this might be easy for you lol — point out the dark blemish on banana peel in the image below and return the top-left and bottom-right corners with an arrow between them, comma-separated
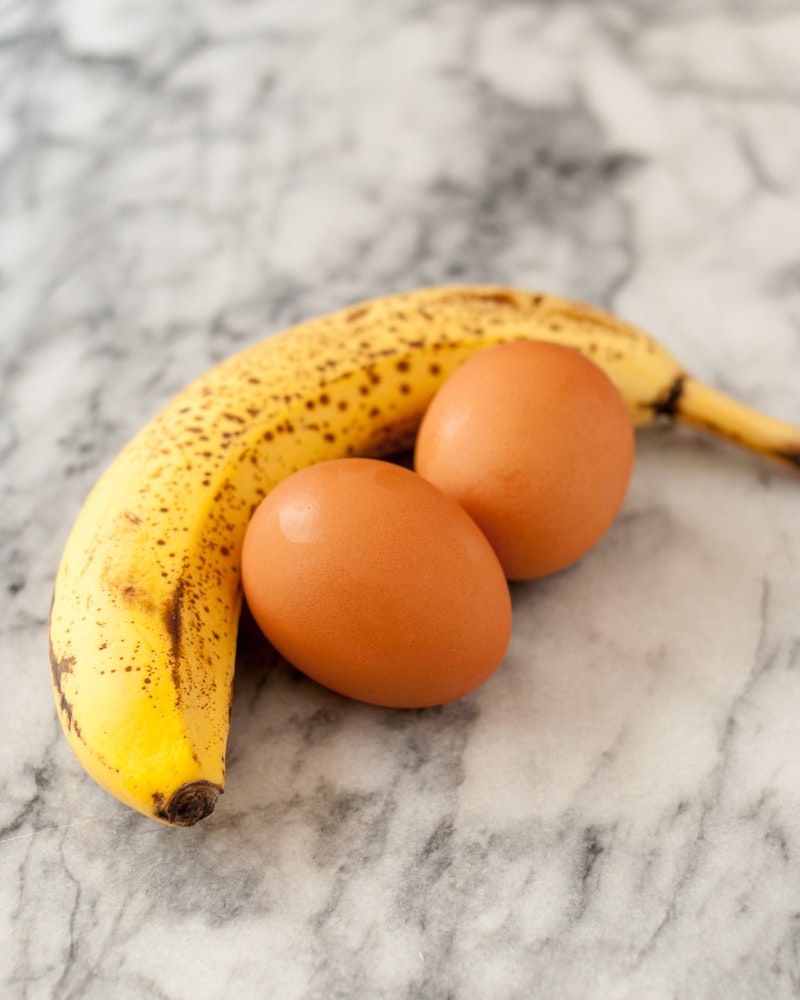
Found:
771,447 -> 800,472
165,580 -> 185,696
49,635 -> 81,738
346,306 -> 371,324
650,374 -> 686,420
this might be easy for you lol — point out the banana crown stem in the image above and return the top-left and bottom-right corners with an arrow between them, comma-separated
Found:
676,377 -> 800,471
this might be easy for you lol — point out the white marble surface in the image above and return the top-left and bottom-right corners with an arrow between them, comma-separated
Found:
3,1 -> 800,997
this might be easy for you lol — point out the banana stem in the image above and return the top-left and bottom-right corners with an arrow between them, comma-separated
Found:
674,376 -> 800,473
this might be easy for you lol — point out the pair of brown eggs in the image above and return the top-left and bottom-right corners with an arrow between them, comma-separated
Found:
242,341 -> 635,709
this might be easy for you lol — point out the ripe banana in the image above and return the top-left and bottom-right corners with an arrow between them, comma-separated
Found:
49,285 -> 800,825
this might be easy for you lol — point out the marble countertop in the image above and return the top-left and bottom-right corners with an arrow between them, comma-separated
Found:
3,2 -> 800,997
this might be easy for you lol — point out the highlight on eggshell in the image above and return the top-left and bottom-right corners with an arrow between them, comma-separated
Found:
414,339 -> 636,581
241,457 -> 513,709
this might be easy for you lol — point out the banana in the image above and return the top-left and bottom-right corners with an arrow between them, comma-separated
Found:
49,285 -> 800,825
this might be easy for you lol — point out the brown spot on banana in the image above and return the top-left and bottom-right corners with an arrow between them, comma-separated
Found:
444,288 -> 527,310
165,580 -> 185,700
48,634 -> 81,739
346,305 -> 372,323
648,374 -> 688,420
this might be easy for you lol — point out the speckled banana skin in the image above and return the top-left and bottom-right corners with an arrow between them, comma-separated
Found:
48,285 -> 800,825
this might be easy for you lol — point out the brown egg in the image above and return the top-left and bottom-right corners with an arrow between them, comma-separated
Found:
414,341 -> 635,580
241,458 -> 512,708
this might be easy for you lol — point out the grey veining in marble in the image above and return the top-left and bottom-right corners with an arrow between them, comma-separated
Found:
3,1 -> 800,998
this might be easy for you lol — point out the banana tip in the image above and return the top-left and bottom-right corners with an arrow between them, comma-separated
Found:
156,780 -> 223,826
774,446 -> 800,473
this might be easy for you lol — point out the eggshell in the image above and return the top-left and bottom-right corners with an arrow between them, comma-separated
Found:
414,340 -> 635,580
241,457 -> 512,708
